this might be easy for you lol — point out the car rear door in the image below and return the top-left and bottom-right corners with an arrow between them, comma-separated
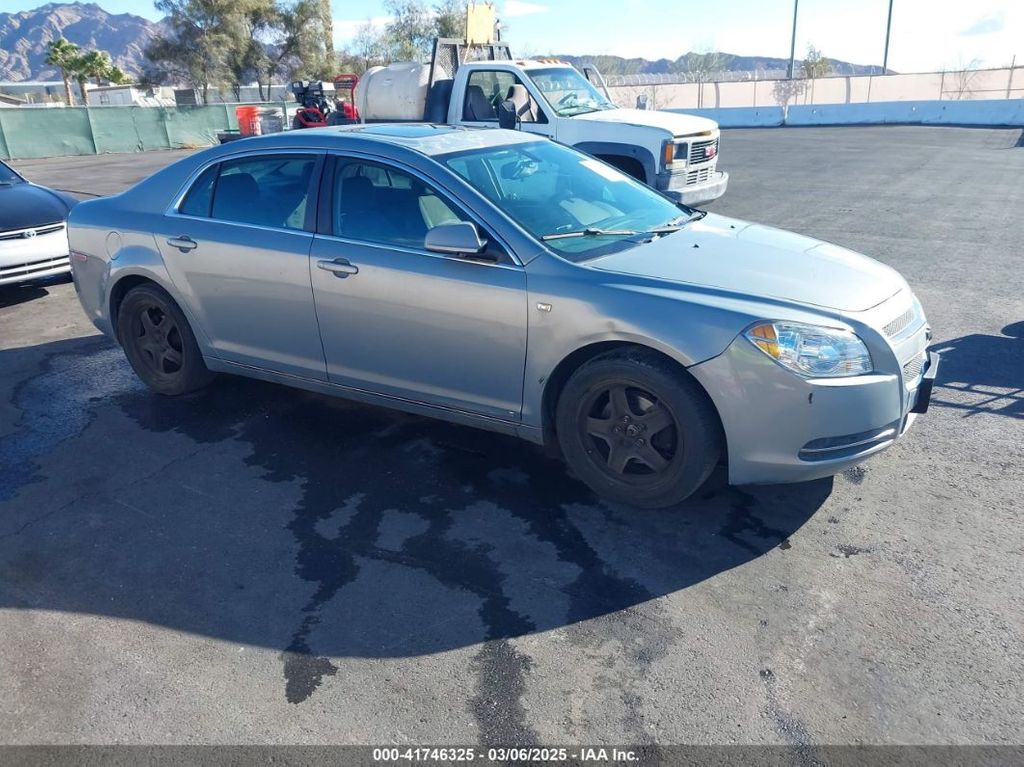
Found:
308,155 -> 528,421
155,150 -> 328,380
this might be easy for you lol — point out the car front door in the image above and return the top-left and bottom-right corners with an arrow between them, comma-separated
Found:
155,151 -> 328,380
308,156 -> 528,421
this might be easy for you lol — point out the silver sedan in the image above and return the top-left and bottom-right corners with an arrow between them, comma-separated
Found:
68,125 -> 937,508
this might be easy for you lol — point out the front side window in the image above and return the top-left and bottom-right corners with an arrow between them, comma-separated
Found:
441,140 -> 686,261
527,67 -> 615,117
333,160 -> 467,249
179,154 -> 318,231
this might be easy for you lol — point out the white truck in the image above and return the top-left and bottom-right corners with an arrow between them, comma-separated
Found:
355,41 -> 728,206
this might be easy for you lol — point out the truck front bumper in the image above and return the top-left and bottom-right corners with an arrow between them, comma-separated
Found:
660,170 -> 729,207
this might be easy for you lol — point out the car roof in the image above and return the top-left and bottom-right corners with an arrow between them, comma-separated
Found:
220,124 -> 544,158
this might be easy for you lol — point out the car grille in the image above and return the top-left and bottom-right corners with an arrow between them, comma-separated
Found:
902,352 -> 926,383
686,167 -> 715,186
689,138 -> 719,164
883,307 -> 915,337
0,222 -> 65,242
0,255 -> 71,281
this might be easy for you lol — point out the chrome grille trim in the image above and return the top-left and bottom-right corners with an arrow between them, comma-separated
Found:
689,138 -> 719,165
0,222 -> 65,242
0,255 -> 71,279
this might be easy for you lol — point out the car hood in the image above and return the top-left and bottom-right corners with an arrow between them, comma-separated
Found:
570,108 -> 719,137
589,213 -> 905,312
0,183 -> 71,232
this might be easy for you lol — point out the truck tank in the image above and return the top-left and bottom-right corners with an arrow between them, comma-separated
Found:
356,62 -> 432,122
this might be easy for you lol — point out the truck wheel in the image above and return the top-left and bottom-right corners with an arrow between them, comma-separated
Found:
117,283 -> 214,396
598,156 -> 646,183
555,349 -> 721,509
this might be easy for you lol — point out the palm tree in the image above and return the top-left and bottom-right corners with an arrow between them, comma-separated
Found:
67,53 -> 92,105
45,38 -> 80,106
81,49 -> 113,85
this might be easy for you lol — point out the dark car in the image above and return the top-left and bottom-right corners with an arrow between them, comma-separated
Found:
0,159 -> 77,286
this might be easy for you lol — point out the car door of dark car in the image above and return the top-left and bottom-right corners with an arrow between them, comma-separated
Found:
155,151 -> 328,380
308,155 -> 528,421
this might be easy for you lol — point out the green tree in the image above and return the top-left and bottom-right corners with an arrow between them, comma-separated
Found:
802,45 -> 832,79
145,0 -> 237,103
107,66 -> 130,85
45,38 -> 80,106
434,0 -> 466,39
67,54 -> 92,105
383,0 -> 435,61
81,50 -> 113,85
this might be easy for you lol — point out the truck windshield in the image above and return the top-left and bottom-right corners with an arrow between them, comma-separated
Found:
440,140 -> 691,261
527,67 -> 615,117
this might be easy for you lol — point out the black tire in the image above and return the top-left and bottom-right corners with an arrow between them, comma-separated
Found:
555,348 -> 721,509
116,283 -> 213,396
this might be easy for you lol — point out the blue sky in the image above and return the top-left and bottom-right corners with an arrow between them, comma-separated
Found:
3,0 -> 1021,72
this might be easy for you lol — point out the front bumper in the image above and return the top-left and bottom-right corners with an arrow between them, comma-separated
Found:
0,225 -> 71,286
660,170 -> 729,206
689,338 -> 939,486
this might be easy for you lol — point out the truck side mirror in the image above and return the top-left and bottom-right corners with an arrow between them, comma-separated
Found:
498,100 -> 518,130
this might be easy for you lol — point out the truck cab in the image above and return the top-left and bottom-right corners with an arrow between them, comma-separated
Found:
445,60 -> 728,206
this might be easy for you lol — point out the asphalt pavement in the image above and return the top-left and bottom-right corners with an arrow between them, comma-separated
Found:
1,126 -> 1022,745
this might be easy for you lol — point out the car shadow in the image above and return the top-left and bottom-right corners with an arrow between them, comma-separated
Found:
929,321 -> 1023,420
0,284 -> 49,309
0,336 -> 833,705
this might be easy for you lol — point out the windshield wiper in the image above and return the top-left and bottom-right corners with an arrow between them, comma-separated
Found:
541,227 -> 639,241
642,211 -> 707,236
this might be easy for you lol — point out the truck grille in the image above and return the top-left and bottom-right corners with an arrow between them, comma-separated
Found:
689,138 -> 719,164
686,167 -> 714,186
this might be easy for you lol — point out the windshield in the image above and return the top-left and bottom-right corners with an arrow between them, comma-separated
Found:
527,67 -> 615,117
440,140 -> 692,261
0,161 -> 24,185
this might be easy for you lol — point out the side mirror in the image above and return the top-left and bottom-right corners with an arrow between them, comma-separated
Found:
498,100 -> 518,130
424,221 -> 488,256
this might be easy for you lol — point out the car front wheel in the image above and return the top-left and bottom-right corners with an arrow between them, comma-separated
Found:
555,349 -> 722,509
117,283 -> 213,396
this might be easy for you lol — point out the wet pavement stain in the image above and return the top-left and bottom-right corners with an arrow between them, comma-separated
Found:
3,341 -> 831,736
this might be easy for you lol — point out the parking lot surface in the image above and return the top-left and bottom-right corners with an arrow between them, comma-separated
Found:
1,127 -> 1022,745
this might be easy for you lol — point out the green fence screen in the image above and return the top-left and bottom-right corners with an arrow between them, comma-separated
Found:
0,104 -> 286,160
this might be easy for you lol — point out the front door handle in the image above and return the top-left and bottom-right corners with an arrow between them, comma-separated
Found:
317,258 -> 359,278
166,236 -> 197,253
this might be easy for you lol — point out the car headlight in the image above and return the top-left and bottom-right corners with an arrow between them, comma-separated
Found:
744,321 -> 873,377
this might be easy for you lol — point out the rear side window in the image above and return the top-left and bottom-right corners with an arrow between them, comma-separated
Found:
179,154 -> 318,231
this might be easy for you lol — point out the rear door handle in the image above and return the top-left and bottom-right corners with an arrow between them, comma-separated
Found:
317,258 -> 359,278
166,236 -> 197,253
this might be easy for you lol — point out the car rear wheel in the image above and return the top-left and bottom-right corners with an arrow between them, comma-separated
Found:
117,283 -> 213,396
555,349 -> 721,509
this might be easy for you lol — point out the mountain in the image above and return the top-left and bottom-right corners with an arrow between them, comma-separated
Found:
0,2 -> 886,84
552,52 -> 886,77
0,2 -> 163,82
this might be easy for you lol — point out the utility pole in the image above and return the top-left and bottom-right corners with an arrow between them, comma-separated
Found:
787,0 -> 799,79
322,0 -> 335,66
882,0 -> 894,73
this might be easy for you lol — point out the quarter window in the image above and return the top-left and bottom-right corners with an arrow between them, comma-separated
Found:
464,70 -> 519,122
179,154 -> 318,231
333,161 -> 468,249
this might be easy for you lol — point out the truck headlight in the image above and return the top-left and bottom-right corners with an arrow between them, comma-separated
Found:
744,321 -> 873,377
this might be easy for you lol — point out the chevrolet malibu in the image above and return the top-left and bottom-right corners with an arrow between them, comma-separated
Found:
68,126 -> 937,508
